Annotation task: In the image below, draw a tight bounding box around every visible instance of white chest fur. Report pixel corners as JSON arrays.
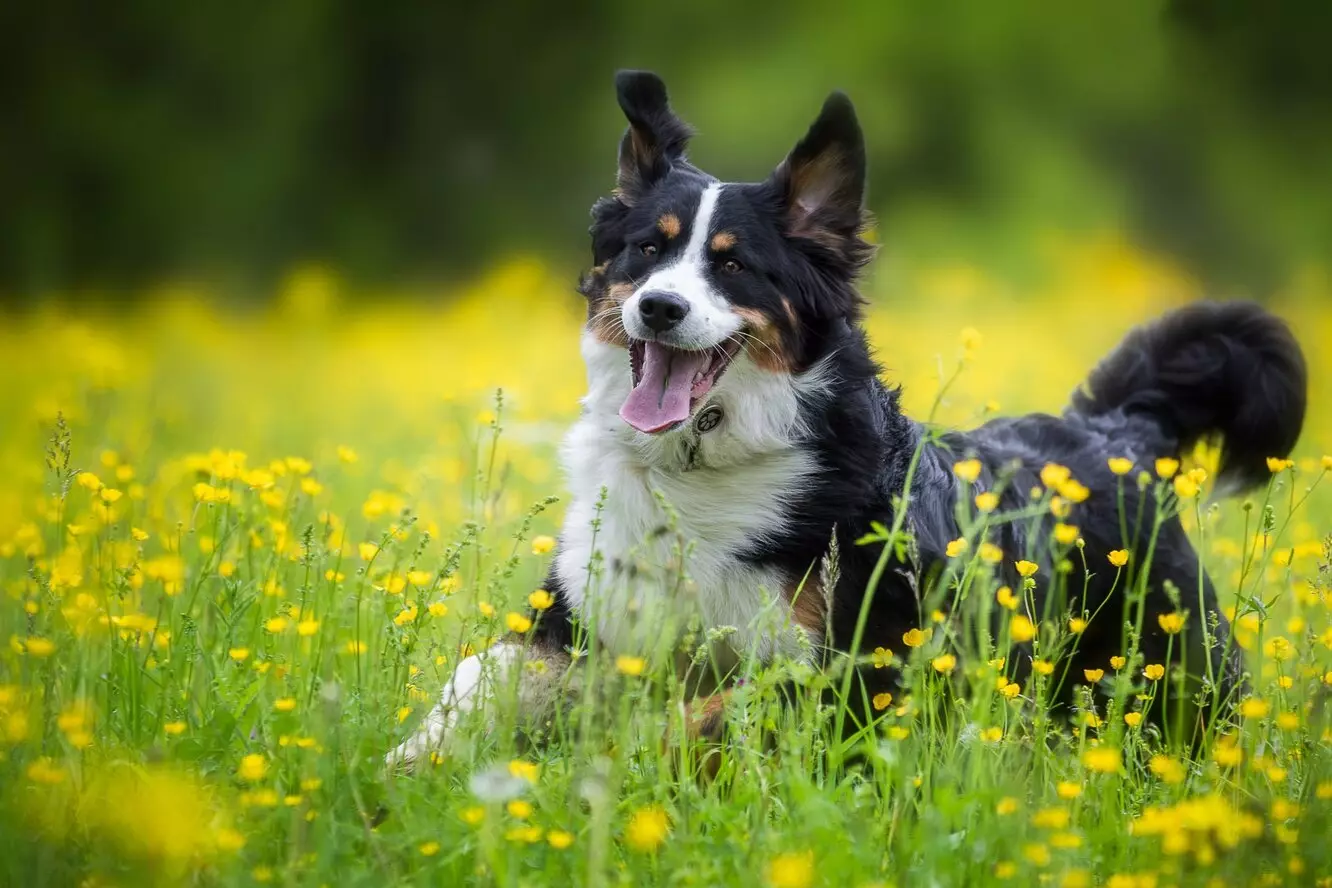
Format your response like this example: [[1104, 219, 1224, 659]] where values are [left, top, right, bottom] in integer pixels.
[[553, 334, 832, 664]]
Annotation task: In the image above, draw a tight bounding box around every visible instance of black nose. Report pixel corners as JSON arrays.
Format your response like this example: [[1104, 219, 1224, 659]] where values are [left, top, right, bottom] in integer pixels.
[[638, 290, 690, 333]]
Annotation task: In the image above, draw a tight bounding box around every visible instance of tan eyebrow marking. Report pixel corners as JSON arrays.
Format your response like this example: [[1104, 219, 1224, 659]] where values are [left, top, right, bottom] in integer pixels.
[[657, 214, 682, 238], [710, 231, 736, 251]]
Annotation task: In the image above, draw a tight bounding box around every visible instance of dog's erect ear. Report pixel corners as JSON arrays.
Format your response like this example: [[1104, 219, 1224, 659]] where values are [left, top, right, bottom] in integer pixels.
[[771, 92, 869, 254], [614, 70, 692, 204]]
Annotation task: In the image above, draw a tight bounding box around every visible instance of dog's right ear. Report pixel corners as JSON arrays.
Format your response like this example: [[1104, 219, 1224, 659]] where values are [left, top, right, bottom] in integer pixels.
[[614, 70, 692, 205]]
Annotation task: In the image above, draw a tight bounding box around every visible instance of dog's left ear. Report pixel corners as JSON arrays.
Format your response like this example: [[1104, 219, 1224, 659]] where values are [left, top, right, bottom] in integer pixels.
[[770, 92, 871, 261], [614, 70, 692, 204]]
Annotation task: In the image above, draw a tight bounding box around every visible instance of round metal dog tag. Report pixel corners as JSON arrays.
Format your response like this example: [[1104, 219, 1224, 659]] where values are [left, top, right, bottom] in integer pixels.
[[695, 404, 723, 433]]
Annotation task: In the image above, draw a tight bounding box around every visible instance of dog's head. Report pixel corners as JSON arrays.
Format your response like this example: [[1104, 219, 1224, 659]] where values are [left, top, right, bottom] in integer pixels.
[[579, 71, 874, 436]]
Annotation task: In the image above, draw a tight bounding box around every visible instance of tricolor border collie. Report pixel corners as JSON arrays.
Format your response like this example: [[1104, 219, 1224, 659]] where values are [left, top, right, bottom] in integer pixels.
[[389, 71, 1307, 768]]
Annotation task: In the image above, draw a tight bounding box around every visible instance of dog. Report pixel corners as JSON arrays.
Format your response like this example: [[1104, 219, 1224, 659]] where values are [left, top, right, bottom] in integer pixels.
[[387, 70, 1307, 769]]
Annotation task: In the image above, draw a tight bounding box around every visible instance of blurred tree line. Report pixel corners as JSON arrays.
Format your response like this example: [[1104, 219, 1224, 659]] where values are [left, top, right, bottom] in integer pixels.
[[2, 0, 1330, 300]]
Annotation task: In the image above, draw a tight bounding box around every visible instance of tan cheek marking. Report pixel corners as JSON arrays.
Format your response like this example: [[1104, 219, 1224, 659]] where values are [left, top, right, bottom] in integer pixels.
[[710, 231, 736, 251], [658, 214, 681, 238], [587, 281, 634, 347], [785, 576, 826, 641], [732, 307, 792, 372]]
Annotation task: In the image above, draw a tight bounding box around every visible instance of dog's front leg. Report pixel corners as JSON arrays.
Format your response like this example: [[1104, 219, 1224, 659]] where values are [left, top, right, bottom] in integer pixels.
[[386, 590, 579, 772]]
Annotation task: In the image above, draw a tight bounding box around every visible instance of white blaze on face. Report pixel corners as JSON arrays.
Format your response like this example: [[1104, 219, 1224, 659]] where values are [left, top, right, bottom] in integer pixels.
[[622, 183, 740, 349]]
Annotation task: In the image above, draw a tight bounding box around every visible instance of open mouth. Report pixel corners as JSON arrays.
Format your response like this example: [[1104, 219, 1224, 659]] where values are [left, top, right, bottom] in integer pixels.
[[619, 339, 740, 434]]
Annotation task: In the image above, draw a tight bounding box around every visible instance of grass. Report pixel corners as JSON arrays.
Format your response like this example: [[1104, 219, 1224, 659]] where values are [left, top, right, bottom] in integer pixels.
[[2, 242, 1332, 887]]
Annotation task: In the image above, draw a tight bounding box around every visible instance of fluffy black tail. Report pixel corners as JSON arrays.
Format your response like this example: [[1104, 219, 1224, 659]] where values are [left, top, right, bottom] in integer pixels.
[[1069, 301, 1307, 493]]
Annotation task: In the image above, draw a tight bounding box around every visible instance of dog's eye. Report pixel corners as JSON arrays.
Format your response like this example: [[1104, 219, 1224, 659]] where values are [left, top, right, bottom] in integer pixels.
[[722, 258, 744, 274], [640, 243, 658, 257]]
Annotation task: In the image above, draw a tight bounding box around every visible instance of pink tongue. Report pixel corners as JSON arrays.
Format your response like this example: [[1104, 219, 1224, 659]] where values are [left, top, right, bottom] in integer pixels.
[[620, 343, 711, 433]]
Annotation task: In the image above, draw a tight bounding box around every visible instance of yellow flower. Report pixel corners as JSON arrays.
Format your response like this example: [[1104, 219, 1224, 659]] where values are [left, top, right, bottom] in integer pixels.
[[1030, 808, 1068, 828], [131, 527, 150, 542], [1155, 457, 1179, 479], [78, 472, 104, 491], [531, 535, 556, 555], [931, 653, 957, 674], [1157, 612, 1185, 634], [1123, 712, 1143, 727], [1109, 655, 1126, 670], [336, 445, 359, 464], [265, 616, 289, 633], [274, 697, 296, 713], [100, 487, 123, 503], [981, 726, 1003, 742], [1081, 746, 1122, 773], [1083, 668, 1104, 683], [418, 841, 440, 856], [1107, 549, 1128, 568], [1239, 697, 1270, 719], [996, 797, 1019, 815], [1058, 480, 1090, 503], [25, 757, 67, 785], [765, 851, 815, 888], [1212, 740, 1243, 768], [995, 861, 1017, 879], [1040, 464, 1071, 490], [507, 759, 540, 783], [1173, 474, 1199, 499], [625, 805, 670, 853], [22, 637, 56, 658], [1056, 781, 1082, 799], [1010, 614, 1036, 643], [996, 586, 1019, 611], [616, 655, 646, 677], [945, 538, 969, 558], [978, 541, 1004, 563], [870, 647, 893, 668], [529, 589, 554, 610], [461, 806, 485, 825], [427, 601, 448, 617], [506, 612, 533, 633], [1015, 560, 1039, 578], [477, 602, 495, 618], [998, 680, 1021, 699], [1032, 659, 1055, 676], [228, 648, 251, 662], [975, 491, 999, 512], [1107, 457, 1134, 476], [953, 459, 982, 483], [1266, 457, 1294, 473], [1068, 617, 1087, 634], [547, 830, 574, 849], [238, 754, 268, 782], [344, 640, 367, 655], [164, 721, 187, 736], [960, 327, 984, 353], [1022, 843, 1051, 867], [296, 619, 319, 637], [1143, 663, 1165, 681], [870, 691, 894, 712], [358, 542, 379, 561], [902, 628, 928, 647], [1148, 755, 1186, 785], [506, 800, 533, 819], [1053, 524, 1080, 545]]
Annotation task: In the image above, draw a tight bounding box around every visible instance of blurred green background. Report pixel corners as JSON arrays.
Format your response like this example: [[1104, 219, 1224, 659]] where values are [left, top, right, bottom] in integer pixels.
[[5, 0, 1332, 300]]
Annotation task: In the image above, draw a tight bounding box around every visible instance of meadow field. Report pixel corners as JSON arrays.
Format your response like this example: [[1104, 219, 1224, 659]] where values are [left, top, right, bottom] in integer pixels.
[[2, 240, 1332, 887]]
